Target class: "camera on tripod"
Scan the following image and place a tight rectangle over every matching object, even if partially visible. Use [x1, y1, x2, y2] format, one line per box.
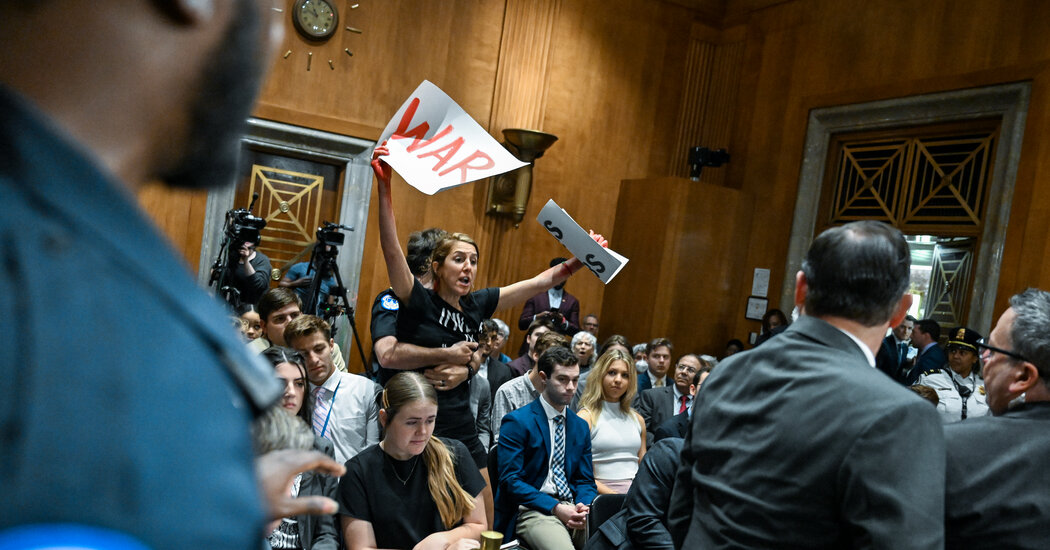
[316, 221, 347, 248]
[208, 193, 266, 309]
[225, 208, 267, 247]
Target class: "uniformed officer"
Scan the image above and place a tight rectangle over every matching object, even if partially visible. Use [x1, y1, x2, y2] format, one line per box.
[917, 327, 989, 422]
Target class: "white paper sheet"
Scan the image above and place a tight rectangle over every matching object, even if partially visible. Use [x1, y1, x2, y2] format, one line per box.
[376, 80, 527, 195]
[536, 199, 628, 284]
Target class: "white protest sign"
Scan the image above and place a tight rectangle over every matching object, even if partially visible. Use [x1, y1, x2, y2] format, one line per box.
[537, 199, 629, 284]
[377, 80, 527, 195]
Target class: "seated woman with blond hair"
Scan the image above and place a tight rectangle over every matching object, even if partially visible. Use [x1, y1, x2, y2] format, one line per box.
[338, 372, 486, 550]
[577, 349, 646, 494]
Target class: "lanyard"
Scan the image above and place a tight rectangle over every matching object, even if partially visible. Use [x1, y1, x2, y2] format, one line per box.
[318, 379, 342, 438]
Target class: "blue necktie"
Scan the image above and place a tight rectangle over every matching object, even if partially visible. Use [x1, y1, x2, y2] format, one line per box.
[552, 415, 573, 500]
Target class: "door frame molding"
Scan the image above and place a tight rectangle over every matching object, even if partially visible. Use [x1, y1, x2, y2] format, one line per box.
[197, 118, 375, 352]
[782, 82, 1031, 334]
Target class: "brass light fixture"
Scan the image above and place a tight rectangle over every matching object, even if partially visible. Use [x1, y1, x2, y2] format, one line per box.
[485, 128, 558, 226]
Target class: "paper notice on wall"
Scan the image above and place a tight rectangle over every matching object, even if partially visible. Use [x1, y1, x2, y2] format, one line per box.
[536, 199, 628, 284]
[752, 268, 770, 297]
[375, 80, 527, 195]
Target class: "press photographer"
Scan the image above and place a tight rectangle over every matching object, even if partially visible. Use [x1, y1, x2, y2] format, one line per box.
[210, 197, 271, 309]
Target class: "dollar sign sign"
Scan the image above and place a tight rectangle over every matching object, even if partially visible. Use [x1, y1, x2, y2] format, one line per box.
[584, 254, 606, 274]
[543, 220, 563, 240]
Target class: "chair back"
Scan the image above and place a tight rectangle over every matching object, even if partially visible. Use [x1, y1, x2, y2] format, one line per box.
[587, 493, 627, 537]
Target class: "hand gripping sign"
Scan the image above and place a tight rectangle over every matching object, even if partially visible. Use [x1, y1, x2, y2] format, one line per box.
[377, 80, 527, 195]
[537, 200, 629, 284]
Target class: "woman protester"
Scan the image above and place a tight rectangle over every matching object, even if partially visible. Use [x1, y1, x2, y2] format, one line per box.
[338, 372, 485, 550]
[577, 349, 646, 494]
[917, 327, 990, 422]
[370, 144, 607, 472]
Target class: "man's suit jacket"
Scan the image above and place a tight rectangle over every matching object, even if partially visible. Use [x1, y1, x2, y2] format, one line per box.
[485, 355, 516, 402]
[517, 290, 581, 333]
[633, 386, 682, 447]
[652, 411, 690, 443]
[909, 343, 947, 385]
[636, 371, 666, 394]
[584, 438, 683, 550]
[944, 403, 1050, 549]
[875, 335, 907, 383]
[495, 397, 598, 537]
[667, 315, 946, 549]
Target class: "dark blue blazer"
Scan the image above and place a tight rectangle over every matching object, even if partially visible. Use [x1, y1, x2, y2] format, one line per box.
[495, 397, 598, 536]
[875, 336, 905, 383]
[909, 343, 947, 385]
[637, 371, 666, 394]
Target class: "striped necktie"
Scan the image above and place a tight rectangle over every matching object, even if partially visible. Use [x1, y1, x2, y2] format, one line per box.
[312, 386, 330, 437]
[551, 415, 573, 500]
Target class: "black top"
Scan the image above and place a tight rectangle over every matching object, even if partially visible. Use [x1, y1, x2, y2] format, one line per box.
[338, 438, 485, 549]
[393, 279, 499, 441]
[370, 289, 400, 344]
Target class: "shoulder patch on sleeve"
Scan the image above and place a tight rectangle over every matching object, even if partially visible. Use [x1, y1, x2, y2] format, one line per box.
[380, 294, 400, 311]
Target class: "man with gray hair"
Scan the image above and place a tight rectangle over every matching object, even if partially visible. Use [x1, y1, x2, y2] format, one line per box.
[669, 221, 945, 549]
[944, 288, 1050, 549]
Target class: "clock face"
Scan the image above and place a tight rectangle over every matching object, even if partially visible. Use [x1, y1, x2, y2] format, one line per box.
[293, 0, 339, 41]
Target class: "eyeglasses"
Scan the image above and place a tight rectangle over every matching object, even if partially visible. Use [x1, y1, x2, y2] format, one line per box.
[976, 338, 1028, 363]
[675, 363, 697, 374]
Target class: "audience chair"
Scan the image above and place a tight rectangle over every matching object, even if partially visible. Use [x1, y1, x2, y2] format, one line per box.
[587, 493, 627, 537]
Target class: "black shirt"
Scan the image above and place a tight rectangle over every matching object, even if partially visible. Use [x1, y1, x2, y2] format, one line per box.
[338, 439, 485, 549]
[391, 279, 499, 443]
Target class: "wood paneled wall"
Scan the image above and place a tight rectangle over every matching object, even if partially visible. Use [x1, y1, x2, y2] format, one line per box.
[603, 177, 752, 354]
[713, 0, 1050, 342]
[139, 0, 1050, 368]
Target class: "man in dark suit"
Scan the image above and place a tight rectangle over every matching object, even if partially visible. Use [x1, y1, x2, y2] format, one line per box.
[496, 347, 597, 549]
[637, 338, 674, 392]
[635, 354, 700, 446]
[944, 288, 1050, 549]
[909, 318, 945, 384]
[519, 257, 582, 335]
[584, 438, 684, 550]
[668, 221, 946, 549]
[653, 365, 713, 443]
[876, 315, 915, 383]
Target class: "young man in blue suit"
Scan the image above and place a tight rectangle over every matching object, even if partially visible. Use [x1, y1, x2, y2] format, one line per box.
[496, 346, 597, 549]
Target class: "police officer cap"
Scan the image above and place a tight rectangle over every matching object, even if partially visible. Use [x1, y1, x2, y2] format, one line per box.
[946, 326, 982, 353]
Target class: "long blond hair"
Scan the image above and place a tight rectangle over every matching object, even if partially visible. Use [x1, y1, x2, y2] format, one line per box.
[578, 349, 637, 421]
[381, 372, 475, 528]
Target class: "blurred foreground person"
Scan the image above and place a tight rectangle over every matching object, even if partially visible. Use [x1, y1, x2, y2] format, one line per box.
[0, 1, 341, 546]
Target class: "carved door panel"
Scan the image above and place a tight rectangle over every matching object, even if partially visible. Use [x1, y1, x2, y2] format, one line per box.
[233, 149, 343, 286]
[923, 238, 976, 328]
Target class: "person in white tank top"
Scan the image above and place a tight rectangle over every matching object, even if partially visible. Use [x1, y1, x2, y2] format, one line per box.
[576, 349, 647, 494]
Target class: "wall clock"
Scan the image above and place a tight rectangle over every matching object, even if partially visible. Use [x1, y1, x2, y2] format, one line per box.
[292, 0, 339, 42]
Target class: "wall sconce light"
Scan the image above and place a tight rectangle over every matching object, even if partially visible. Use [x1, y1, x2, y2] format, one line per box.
[485, 128, 558, 226]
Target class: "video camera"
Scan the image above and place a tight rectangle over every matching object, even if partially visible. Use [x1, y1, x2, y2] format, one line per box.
[316, 221, 350, 248]
[224, 207, 267, 247]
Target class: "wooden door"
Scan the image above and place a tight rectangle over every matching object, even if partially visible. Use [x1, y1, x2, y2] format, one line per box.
[233, 147, 344, 286]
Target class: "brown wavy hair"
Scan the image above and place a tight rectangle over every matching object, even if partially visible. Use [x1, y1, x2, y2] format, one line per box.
[429, 233, 479, 290]
[381, 372, 476, 528]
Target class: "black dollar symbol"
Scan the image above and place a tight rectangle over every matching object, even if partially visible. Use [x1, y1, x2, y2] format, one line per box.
[544, 220, 563, 239]
[584, 254, 606, 274]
